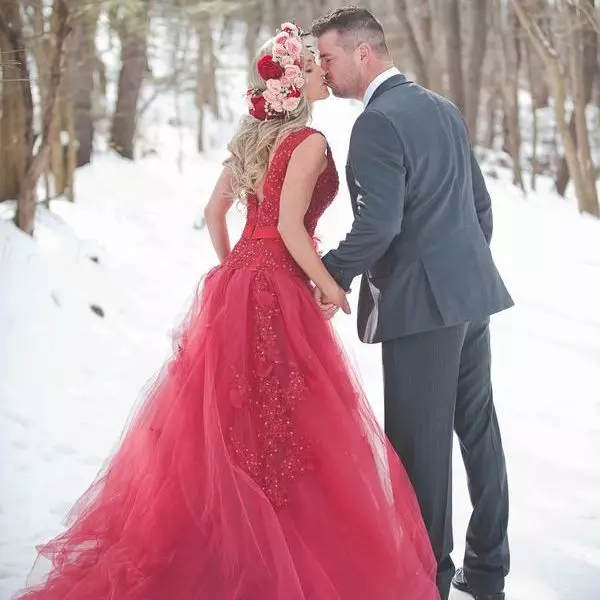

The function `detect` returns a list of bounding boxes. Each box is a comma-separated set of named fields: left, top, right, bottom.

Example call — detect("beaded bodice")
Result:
left=223, top=127, right=339, bottom=277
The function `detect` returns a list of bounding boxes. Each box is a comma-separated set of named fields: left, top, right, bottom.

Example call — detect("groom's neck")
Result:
left=357, top=60, right=395, bottom=100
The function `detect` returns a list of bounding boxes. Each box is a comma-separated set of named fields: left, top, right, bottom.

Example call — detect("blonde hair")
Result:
left=225, top=37, right=312, bottom=201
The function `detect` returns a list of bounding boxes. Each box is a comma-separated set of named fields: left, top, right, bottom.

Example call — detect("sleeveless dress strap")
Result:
left=267, top=127, right=324, bottom=175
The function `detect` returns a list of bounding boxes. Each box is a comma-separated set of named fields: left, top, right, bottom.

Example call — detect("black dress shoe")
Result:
left=451, top=568, right=505, bottom=600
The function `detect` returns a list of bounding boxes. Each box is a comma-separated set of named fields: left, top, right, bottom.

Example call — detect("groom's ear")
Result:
left=357, top=43, right=370, bottom=63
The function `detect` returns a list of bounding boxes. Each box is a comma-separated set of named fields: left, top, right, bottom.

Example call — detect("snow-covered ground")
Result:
left=1, top=95, right=600, bottom=600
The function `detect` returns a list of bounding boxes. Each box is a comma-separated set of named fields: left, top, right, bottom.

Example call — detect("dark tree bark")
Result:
left=465, top=0, right=489, bottom=141
left=244, top=3, right=262, bottom=68
left=563, top=1, right=598, bottom=212
left=110, top=0, right=151, bottom=160
left=0, top=1, right=27, bottom=202
left=0, top=0, right=72, bottom=234
left=70, top=5, right=101, bottom=167
left=196, top=10, right=218, bottom=153
left=499, top=0, right=524, bottom=189
left=444, top=0, right=466, bottom=114
left=393, top=0, right=429, bottom=87
left=511, top=0, right=596, bottom=216
left=556, top=0, right=598, bottom=198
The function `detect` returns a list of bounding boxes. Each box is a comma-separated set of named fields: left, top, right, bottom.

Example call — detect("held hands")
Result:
left=313, top=284, right=351, bottom=320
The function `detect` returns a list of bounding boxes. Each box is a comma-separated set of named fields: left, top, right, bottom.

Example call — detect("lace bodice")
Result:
left=223, top=127, right=339, bottom=277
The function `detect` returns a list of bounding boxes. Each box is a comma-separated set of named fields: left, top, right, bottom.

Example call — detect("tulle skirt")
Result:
left=15, top=263, right=439, bottom=600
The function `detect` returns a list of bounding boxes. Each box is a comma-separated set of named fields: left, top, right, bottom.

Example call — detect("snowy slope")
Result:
left=1, top=96, right=600, bottom=599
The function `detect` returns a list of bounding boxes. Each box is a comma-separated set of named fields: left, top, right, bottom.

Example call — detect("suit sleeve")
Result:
left=470, top=149, right=493, bottom=245
left=322, top=110, right=406, bottom=291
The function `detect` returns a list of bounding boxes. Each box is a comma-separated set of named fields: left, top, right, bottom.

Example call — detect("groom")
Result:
left=312, top=7, right=512, bottom=600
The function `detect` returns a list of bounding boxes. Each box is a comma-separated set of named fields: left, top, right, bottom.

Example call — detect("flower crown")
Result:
left=246, top=22, right=306, bottom=121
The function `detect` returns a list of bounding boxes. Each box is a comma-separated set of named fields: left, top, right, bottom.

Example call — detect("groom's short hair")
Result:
left=311, top=6, right=389, bottom=57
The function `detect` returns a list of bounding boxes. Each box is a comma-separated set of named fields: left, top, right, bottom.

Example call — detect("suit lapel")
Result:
left=345, top=74, right=411, bottom=214
left=366, top=73, right=411, bottom=107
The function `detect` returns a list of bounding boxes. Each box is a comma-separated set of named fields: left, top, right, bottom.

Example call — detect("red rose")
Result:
left=249, top=94, right=267, bottom=120
left=257, top=55, right=284, bottom=81
left=289, top=89, right=301, bottom=98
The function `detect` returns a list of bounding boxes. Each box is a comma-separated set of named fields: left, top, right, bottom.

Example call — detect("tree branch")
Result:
left=16, top=0, right=73, bottom=234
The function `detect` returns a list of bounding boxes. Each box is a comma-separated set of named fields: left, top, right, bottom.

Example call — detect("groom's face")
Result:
left=317, top=30, right=362, bottom=100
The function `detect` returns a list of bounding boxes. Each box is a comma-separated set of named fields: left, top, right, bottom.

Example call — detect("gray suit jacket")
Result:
left=322, top=74, right=513, bottom=343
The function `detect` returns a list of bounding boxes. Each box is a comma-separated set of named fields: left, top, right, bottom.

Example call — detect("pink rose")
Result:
left=266, top=79, right=282, bottom=94
left=282, top=96, right=301, bottom=111
left=263, top=90, right=283, bottom=112
left=262, top=90, right=278, bottom=105
left=293, top=75, right=305, bottom=89
left=285, top=37, right=303, bottom=58
left=279, top=76, right=292, bottom=89
left=280, top=55, right=294, bottom=66
left=274, top=32, right=289, bottom=45
left=281, top=22, right=296, bottom=32
left=270, top=100, right=283, bottom=112
left=273, top=43, right=287, bottom=57
left=284, top=64, right=301, bottom=80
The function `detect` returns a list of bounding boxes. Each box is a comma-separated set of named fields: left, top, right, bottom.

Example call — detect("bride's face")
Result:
left=303, top=50, right=329, bottom=103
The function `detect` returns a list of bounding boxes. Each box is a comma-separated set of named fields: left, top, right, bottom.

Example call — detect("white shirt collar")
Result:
left=362, top=67, right=402, bottom=106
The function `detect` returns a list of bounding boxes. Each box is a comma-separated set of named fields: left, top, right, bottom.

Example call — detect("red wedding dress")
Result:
left=16, top=127, right=439, bottom=600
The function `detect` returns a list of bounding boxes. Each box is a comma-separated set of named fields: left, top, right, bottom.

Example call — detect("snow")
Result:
left=1, top=95, right=600, bottom=600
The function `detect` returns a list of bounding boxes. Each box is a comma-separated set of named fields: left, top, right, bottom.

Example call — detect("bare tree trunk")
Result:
left=567, top=2, right=598, bottom=212
left=267, top=0, right=281, bottom=32
left=393, top=0, right=429, bottom=87
left=511, top=0, right=596, bottom=216
left=465, top=0, right=489, bottom=141
left=556, top=0, right=598, bottom=198
left=196, top=11, right=208, bottom=153
left=26, top=0, right=75, bottom=201
left=443, top=0, right=466, bottom=114
left=0, top=0, right=71, bottom=234
left=525, top=0, right=551, bottom=108
left=499, top=0, right=524, bottom=189
left=528, top=43, right=550, bottom=107
left=482, top=3, right=502, bottom=150
left=485, top=90, right=498, bottom=149
left=556, top=117, right=579, bottom=197
left=420, top=0, right=444, bottom=93
left=197, top=104, right=205, bottom=153
left=62, top=52, right=77, bottom=201
left=196, top=10, right=218, bottom=153
left=50, top=10, right=76, bottom=204
left=427, top=0, right=447, bottom=94
left=70, top=5, right=101, bottom=167
left=171, top=1, right=189, bottom=173
left=578, top=0, right=600, bottom=35
left=207, top=23, right=219, bottom=118
left=244, top=3, right=262, bottom=70
left=110, top=0, right=151, bottom=160
left=525, top=41, right=539, bottom=190
left=0, top=2, right=26, bottom=202
left=25, top=0, right=52, bottom=193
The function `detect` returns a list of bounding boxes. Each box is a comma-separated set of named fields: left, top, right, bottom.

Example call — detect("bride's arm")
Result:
left=278, top=134, right=349, bottom=313
left=204, top=166, right=235, bottom=262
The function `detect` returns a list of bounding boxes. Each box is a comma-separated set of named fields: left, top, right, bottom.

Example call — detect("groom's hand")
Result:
left=313, top=286, right=338, bottom=320
left=313, top=286, right=351, bottom=318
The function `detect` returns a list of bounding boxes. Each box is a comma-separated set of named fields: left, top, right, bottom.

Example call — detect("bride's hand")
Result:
left=313, top=286, right=337, bottom=320
left=321, top=285, right=351, bottom=316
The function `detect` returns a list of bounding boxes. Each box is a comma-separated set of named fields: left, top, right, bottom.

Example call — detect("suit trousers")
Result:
left=382, top=319, right=509, bottom=599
